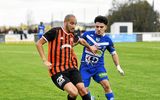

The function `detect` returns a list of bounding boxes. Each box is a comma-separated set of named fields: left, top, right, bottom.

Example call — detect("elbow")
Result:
left=79, top=39, right=86, bottom=45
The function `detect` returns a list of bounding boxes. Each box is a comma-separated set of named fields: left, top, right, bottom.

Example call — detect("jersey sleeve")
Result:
left=106, top=37, right=116, bottom=55
left=80, top=31, right=88, bottom=39
left=43, top=28, right=57, bottom=42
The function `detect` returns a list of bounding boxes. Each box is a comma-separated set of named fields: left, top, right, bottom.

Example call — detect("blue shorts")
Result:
left=79, top=63, right=109, bottom=87
left=38, top=34, right=43, bottom=39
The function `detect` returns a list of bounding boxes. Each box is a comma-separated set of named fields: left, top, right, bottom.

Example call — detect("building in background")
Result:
left=111, top=22, right=133, bottom=34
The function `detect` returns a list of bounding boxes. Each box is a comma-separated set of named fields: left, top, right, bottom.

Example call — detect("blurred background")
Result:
left=0, top=0, right=160, bottom=37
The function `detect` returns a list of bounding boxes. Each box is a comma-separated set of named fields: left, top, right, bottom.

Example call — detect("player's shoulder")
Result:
left=103, top=33, right=113, bottom=41
left=82, top=30, right=95, bottom=36
left=84, top=30, right=95, bottom=34
left=52, top=27, right=61, bottom=30
left=45, top=27, right=60, bottom=34
left=103, top=33, right=110, bottom=38
left=49, top=27, right=61, bottom=32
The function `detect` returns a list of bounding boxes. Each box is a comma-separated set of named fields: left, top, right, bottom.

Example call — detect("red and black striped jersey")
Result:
left=42, top=27, right=79, bottom=76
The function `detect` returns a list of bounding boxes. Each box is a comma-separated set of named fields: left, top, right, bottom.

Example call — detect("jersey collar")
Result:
left=61, top=27, right=70, bottom=35
left=94, top=31, right=105, bottom=37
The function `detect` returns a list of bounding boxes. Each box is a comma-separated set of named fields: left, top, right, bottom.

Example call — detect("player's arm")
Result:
left=111, top=52, right=120, bottom=66
left=73, top=33, right=97, bottom=54
left=79, top=38, right=97, bottom=54
left=36, top=37, right=52, bottom=69
left=36, top=27, right=58, bottom=69
left=111, top=52, right=124, bottom=76
left=107, top=39, right=124, bottom=75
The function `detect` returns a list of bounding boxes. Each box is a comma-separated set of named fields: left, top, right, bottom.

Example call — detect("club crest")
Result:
left=96, top=37, right=100, bottom=42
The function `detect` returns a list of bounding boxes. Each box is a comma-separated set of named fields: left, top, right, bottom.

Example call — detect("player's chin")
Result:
left=97, top=32, right=104, bottom=36
left=70, top=29, right=75, bottom=33
left=96, top=32, right=101, bottom=35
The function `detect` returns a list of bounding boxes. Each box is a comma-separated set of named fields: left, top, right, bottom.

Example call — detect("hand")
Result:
left=116, top=65, right=125, bottom=76
left=89, top=45, right=98, bottom=55
left=43, top=60, right=52, bottom=69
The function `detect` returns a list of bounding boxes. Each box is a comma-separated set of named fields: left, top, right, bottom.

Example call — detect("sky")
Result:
left=0, top=0, right=159, bottom=26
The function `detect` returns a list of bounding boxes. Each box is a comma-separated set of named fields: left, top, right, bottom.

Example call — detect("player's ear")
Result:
left=105, top=25, right=108, bottom=32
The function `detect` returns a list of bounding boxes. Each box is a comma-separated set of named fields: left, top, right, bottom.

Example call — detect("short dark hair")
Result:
left=94, top=15, right=108, bottom=25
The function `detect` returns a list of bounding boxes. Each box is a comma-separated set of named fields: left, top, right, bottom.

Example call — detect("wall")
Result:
left=107, top=34, right=137, bottom=42
left=141, top=32, right=160, bottom=41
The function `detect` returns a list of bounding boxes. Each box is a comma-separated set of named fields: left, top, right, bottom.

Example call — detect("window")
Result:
left=120, top=26, right=127, bottom=33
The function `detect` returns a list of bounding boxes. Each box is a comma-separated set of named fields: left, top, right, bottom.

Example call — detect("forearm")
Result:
left=73, top=41, right=79, bottom=47
left=79, top=38, right=91, bottom=49
left=112, top=53, right=120, bottom=66
left=79, top=38, right=97, bottom=54
left=112, top=52, right=124, bottom=75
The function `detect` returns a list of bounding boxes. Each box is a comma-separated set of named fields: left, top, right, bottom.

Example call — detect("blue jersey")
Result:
left=80, top=30, right=116, bottom=68
left=38, top=25, right=45, bottom=35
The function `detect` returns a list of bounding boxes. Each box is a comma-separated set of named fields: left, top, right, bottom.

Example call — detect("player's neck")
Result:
left=61, top=27, right=70, bottom=35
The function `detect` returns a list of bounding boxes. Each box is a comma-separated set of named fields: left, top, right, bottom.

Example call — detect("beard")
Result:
left=66, top=24, right=74, bottom=33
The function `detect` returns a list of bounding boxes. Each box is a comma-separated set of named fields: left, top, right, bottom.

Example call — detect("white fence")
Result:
left=5, top=34, right=35, bottom=42
left=0, top=32, right=160, bottom=43
left=141, top=32, right=160, bottom=41
left=0, top=34, right=38, bottom=43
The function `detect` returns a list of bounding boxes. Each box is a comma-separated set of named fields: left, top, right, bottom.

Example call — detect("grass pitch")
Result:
left=0, top=42, right=160, bottom=100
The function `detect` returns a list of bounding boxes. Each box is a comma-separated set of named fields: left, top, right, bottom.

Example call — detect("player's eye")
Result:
left=70, top=22, right=76, bottom=25
left=96, top=26, right=104, bottom=28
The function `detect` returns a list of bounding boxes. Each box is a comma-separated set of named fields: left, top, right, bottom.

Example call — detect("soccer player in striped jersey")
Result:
left=79, top=15, right=125, bottom=100
left=36, top=14, right=96, bottom=100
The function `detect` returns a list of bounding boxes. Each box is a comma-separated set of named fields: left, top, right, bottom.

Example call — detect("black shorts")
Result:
left=51, top=68, right=83, bottom=90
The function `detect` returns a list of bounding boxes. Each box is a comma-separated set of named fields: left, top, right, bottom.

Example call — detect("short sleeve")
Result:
left=106, top=37, right=116, bottom=54
left=80, top=31, right=87, bottom=39
left=43, top=28, right=57, bottom=42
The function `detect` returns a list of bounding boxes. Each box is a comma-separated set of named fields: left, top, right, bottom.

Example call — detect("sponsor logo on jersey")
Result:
left=61, top=44, right=71, bottom=49
left=60, top=37, right=64, bottom=40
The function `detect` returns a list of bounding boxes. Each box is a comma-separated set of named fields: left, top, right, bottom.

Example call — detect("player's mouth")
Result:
left=96, top=31, right=101, bottom=35
left=70, top=29, right=75, bottom=33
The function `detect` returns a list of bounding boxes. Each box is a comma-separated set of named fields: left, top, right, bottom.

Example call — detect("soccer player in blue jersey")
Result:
left=38, top=22, right=45, bottom=39
left=79, top=15, right=125, bottom=100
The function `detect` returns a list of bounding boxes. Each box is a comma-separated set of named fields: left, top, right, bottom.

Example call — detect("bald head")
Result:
left=64, top=14, right=76, bottom=22
left=63, top=14, right=77, bottom=33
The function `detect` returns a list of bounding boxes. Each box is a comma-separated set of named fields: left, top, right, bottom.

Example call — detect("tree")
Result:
left=107, top=0, right=160, bottom=32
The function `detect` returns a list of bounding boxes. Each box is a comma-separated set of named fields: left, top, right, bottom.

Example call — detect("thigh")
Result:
left=93, top=66, right=109, bottom=83
left=63, top=82, right=78, bottom=95
left=51, top=72, right=70, bottom=90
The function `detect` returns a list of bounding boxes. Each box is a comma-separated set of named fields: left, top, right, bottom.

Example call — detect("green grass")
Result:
left=0, top=42, right=160, bottom=100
